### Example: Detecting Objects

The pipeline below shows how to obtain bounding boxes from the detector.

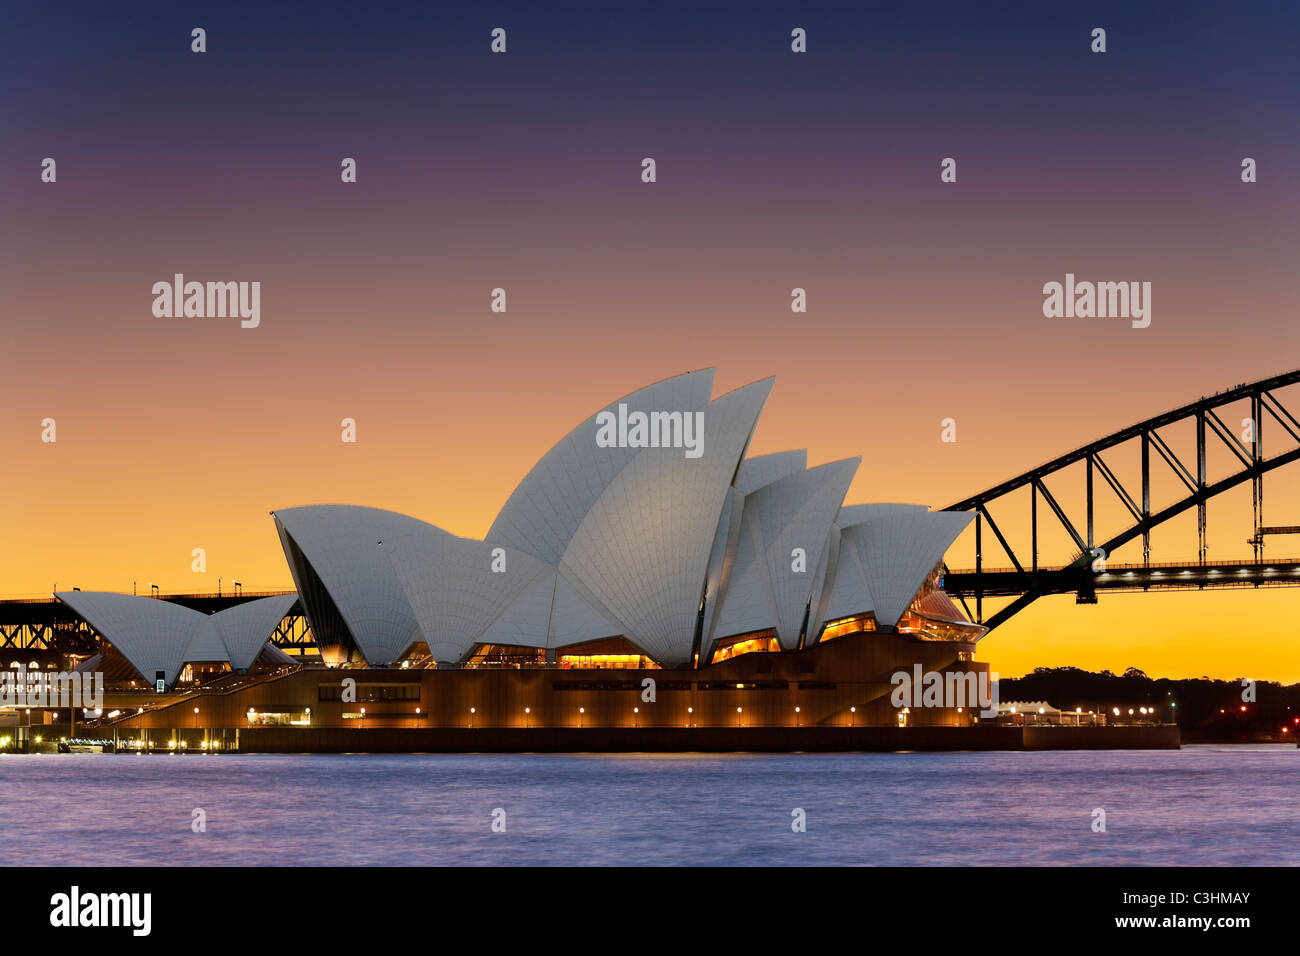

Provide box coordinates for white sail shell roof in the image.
[706,515,779,649]
[383,532,555,663]
[748,458,860,646]
[734,450,807,496]
[804,531,835,642]
[272,505,437,666]
[710,458,860,649]
[808,505,940,640]
[475,571,558,650]
[211,592,301,671]
[699,486,745,650]
[557,379,773,665]
[813,525,876,633]
[853,510,974,627]
[487,370,715,565]
[547,570,625,649]
[55,590,295,686]
[56,591,209,687]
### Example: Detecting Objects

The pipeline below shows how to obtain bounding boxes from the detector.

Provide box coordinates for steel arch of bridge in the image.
[940,368,1300,630]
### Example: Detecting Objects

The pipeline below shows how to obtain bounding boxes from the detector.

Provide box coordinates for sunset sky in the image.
[2,1,1298,680]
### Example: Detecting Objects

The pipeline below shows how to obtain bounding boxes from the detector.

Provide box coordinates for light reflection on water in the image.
[0,745,1294,866]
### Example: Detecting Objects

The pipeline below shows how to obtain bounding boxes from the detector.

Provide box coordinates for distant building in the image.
[994,701,1106,727]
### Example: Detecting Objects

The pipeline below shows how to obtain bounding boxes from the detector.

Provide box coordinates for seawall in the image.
[217,723,1179,753]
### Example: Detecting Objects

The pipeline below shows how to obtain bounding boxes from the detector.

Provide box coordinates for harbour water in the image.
[1,745,1295,866]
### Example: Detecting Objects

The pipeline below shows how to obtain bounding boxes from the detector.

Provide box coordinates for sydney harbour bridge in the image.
[4,369,1300,658]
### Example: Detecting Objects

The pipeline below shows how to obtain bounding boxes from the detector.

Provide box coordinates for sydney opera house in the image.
[37,370,988,746]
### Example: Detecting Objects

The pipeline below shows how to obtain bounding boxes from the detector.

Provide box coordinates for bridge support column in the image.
[1197,411,1207,566]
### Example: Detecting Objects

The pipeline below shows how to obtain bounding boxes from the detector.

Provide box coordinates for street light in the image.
[360,707,366,729]
[469,706,475,728]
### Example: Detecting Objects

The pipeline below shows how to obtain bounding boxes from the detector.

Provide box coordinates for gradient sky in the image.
[2,1,1298,680]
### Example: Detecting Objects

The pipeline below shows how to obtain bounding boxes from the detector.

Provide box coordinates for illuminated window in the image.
[818,614,876,643]
[465,644,546,668]
[557,638,658,670]
[709,630,780,663]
